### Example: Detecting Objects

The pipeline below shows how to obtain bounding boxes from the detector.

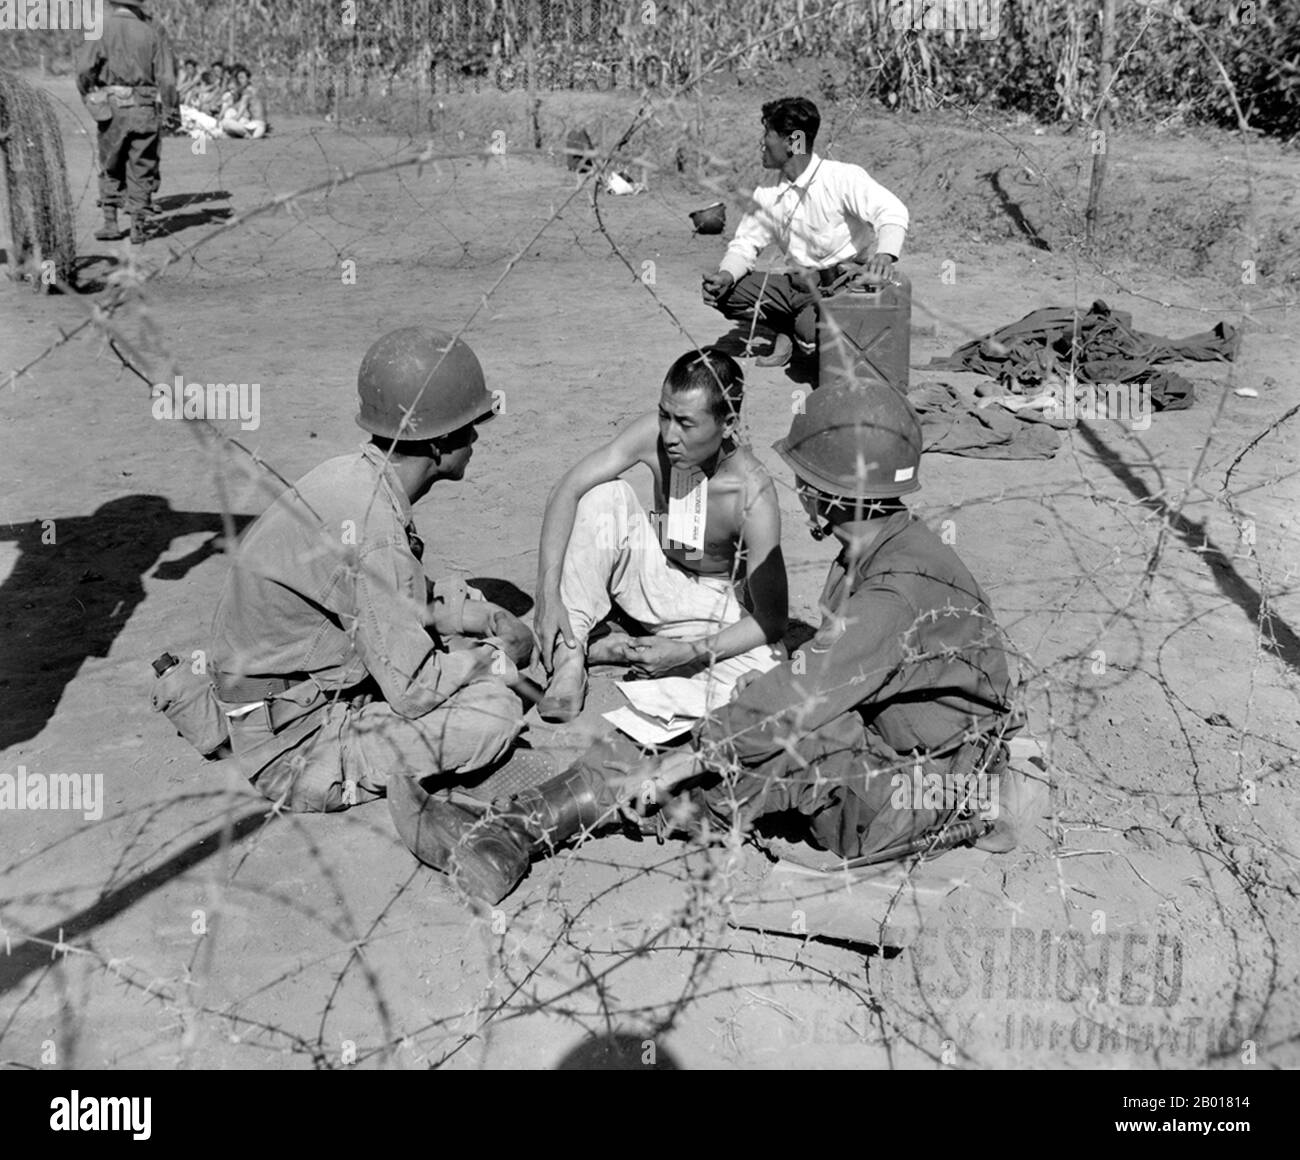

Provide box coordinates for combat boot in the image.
[129,214,147,245]
[387,774,491,875]
[450,764,621,903]
[94,209,127,241]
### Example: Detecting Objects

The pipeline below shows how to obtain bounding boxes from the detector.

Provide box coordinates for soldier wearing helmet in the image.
[77,0,178,244]
[413,380,1022,905]
[206,328,531,815]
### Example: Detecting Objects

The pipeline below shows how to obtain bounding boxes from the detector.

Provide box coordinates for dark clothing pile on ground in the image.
[913,300,1240,458]
[929,299,1239,407]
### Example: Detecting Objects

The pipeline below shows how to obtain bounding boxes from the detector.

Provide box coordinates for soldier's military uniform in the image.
[403,381,1022,904]
[201,329,526,813]
[691,508,1015,860]
[77,0,176,243]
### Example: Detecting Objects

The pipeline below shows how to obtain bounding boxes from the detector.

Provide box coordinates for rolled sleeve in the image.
[874,223,908,260]
[352,543,475,718]
[428,575,470,635]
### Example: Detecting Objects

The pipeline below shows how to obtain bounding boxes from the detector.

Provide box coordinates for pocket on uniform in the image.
[151,662,229,757]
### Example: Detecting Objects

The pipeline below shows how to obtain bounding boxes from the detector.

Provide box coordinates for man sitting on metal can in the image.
[701,96,910,368]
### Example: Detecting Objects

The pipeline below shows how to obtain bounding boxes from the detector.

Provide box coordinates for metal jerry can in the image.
[817,270,912,394]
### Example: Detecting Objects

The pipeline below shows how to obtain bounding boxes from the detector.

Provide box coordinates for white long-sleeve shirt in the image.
[719,154,910,281]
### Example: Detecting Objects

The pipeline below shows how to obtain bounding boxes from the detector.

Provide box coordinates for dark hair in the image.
[762,96,820,149]
[183,58,198,68]
[198,71,213,85]
[230,63,250,79]
[663,347,744,423]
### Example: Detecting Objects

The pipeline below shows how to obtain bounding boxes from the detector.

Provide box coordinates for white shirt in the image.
[719,154,909,281]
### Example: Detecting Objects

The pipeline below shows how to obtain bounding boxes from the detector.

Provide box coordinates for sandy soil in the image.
[1,73,1297,1070]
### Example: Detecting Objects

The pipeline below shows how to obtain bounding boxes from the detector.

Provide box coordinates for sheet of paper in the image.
[602,707,695,747]
[617,675,721,722]
[666,466,707,552]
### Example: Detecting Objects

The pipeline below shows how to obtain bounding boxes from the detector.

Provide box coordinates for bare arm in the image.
[694,470,787,662]
[624,469,787,678]
[534,411,659,666]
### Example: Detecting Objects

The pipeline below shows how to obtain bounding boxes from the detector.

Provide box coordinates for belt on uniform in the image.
[213,671,310,703]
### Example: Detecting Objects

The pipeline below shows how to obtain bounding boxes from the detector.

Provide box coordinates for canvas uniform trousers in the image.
[695,711,1007,860]
[97,101,161,214]
[218,668,522,813]
[560,480,783,695]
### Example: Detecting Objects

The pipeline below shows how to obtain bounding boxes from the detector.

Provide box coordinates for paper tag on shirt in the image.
[666,467,707,552]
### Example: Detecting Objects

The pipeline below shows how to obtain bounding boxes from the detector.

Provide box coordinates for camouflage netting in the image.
[0,69,76,291]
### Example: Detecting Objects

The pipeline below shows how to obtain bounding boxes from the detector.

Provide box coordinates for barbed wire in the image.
[1,4,1294,1069]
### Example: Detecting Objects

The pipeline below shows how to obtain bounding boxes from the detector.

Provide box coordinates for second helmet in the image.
[774,380,922,499]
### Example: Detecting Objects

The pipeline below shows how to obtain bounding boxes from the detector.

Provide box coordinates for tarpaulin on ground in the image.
[927,299,1239,410]
[912,382,1065,459]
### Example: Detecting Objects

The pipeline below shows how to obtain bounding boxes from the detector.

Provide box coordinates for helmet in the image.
[356,327,493,440]
[774,380,922,499]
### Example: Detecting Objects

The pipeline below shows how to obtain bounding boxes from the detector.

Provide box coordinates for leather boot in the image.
[448,764,621,903]
[388,773,490,875]
[94,209,126,241]
[129,214,147,245]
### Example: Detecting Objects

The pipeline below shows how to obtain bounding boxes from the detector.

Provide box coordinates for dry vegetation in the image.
[5,2,1298,138]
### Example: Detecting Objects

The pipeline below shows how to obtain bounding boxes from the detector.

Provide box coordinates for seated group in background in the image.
[178,58,268,140]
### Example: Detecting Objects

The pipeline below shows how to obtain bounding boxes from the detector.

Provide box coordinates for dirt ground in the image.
[1,72,1298,1070]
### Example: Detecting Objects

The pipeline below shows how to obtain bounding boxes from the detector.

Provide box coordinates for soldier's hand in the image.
[701,270,734,306]
[488,607,536,668]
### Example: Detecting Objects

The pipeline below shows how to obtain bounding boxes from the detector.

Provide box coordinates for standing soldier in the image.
[77,0,177,244]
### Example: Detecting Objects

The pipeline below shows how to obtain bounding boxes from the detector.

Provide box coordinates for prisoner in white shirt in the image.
[702,96,910,367]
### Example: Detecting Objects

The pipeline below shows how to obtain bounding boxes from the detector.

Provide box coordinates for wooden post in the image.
[1084,0,1117,244]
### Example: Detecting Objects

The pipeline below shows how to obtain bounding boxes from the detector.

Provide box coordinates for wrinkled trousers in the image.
[97,104,160,214]
[561,480,783,695]
[698,712,1000,860]
[220,678,523,813]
